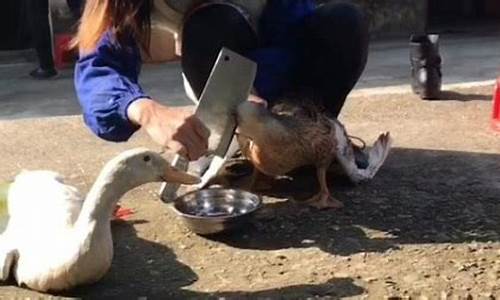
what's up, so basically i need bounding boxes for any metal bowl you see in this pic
[172,188,262,235]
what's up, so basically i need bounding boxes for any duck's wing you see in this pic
[7,171,84,230]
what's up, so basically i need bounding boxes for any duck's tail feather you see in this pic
[334,126,393,183]
[363,132,393,179]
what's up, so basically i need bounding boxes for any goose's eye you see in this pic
[143,155,151,162]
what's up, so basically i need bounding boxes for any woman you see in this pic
[74,0,368,163]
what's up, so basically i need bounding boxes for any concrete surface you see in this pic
[0,84,498,299]
[0,32,499,120]
[359,32,500,91]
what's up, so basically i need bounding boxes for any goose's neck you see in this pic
[76,164,132,227]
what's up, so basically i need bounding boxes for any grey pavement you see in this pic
[360,32,500,89]
[0,32,499,120]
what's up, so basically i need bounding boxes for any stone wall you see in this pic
[50,0,427,37]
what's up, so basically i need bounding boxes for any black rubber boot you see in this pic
[410,34,442,100]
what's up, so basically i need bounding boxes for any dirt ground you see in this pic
[0,85,499,299]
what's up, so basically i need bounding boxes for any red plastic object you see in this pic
[113,205,134,222]
[492,77,500,132]
[54,34,76,69]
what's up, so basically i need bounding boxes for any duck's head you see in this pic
[236,101,290,142]
[102,148,200,187]
[236,102,271,137]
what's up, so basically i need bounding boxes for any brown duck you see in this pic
[235,100,392,209]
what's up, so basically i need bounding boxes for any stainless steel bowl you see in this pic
[172,188,262,235]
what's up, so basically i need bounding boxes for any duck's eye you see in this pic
[143,155,151,162]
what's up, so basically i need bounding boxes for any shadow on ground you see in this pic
[438,90,492,101]
[62,220,364,299]
[210,148,500,256]
[5,148,498,298]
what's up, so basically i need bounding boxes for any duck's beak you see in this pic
[163,165,201,185]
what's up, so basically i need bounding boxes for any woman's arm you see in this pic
[74,31,147,142]
[74,31,209,160]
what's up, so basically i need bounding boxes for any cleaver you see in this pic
[160,48,257,202]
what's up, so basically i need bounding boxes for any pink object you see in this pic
[54,34,76,69]
[492,77,500,132]
[113,205,134,222]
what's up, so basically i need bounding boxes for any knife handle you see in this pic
[159,154,189,203]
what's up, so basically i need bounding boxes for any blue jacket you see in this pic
[75,0,314,142]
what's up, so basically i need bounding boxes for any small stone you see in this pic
[440,291,451,300]
[468,243,479,252]
[458,262,479,272]
[365,276,378,283]
[276,255,287,260]
[147,259,154,264]
[480,293,495,300]
[301,239,316,245]
[385,280,397,286]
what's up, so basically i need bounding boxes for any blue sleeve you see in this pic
[74,31,150,142]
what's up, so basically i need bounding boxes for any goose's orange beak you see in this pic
[163,165,200,185]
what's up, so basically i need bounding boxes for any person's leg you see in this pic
[181,3,258,98]
[298,2,369,117]
[26,0,57,78]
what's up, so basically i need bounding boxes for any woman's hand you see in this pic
[127,99,210,161]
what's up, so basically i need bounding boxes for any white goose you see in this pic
[0,148,199,292]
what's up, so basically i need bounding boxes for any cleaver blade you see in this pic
[160,48,257,202]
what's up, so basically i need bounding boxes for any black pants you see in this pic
[25,0,54,70]
[182,2,369,117]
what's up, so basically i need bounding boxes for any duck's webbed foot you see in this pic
[305,191,344,209]
[305,165,344,210]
